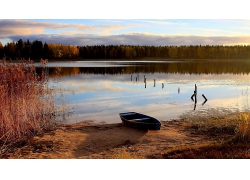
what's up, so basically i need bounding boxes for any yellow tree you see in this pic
[168,46,177,58]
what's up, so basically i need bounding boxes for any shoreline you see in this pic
[1,119,235,159]
[24,58,250,62]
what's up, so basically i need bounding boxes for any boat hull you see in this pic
[119,112,161,130]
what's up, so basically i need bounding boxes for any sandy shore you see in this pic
[2,120,231,159]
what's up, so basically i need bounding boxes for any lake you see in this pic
[40,59,250,124]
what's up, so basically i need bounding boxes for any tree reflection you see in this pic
[48,60,250,78]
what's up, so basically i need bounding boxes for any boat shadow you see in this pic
[71,122,147,158]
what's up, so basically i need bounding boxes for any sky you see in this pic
[1,1,250,47]
[2,19,250,46]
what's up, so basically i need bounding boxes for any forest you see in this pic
[1,39,250,60]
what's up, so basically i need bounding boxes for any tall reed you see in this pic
[0,59,67,153]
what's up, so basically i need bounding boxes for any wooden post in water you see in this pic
[202,94,207,101]
[131,74,132,81]
[194,102,197,110]
[178,87,180,94]
[194,84,197,103]
[202,94,207,106]
[191,91,195,101]
[202,100,207,106]
[194,84,198,110]
[162,83,164,89]
[194,91,197,104]
[154,79,156,87]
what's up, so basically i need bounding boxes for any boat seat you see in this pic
[128,117,151,121]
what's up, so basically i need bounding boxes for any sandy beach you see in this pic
[1,119,233,159]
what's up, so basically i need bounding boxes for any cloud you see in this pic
[5,33,250,46]
[135,20,188,26]
[0,19,134,37]
[2,19,250,46]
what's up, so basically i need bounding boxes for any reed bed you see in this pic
[180,107,250,142]
[158,108,250,158]
[0,59,69,154]
[180,108,240,132]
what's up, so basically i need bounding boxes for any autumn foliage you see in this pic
[0,59,60,152]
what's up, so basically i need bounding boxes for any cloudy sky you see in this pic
[1,1,250,46]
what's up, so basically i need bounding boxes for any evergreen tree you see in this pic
[0,42,4,59]
[31,40,43,59]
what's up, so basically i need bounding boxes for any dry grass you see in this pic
[0,59,69,155]
[234,112,250,141]
[161,108,250,158]
[162,142,250,159]
[180,107,241,133]
[180,107,250,141]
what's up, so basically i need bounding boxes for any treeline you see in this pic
[78,45,250,59]
[1,39,250,60]
[0,39,79,60]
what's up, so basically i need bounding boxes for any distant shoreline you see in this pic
[45,58,249,62]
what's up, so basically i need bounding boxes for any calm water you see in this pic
[40,60,250,124]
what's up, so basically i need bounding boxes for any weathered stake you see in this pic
[194,84,197,103]
[202,99,207,106]
[202,94,207,101]
[194,103,197,110]
[191,92,195,101]
[191,84,197,110]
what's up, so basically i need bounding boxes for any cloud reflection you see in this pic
[48,62,250,124]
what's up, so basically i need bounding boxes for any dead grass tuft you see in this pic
[234,113,250,142]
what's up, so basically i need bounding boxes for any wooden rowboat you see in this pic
[119,112,161,130]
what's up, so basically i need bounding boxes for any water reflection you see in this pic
[47,59,250,77]
[44,60,250,124]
